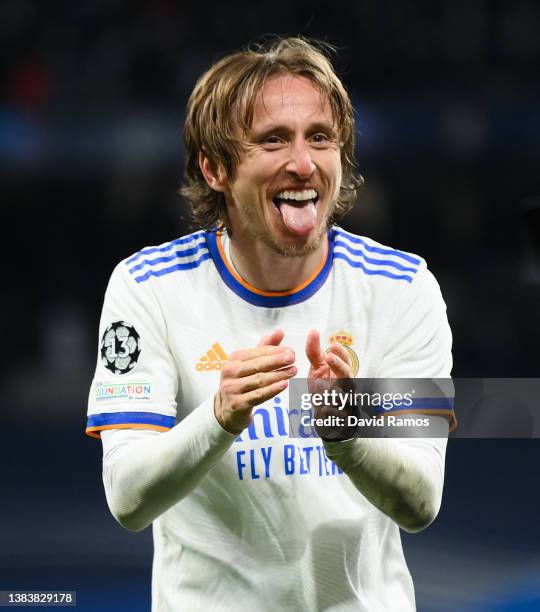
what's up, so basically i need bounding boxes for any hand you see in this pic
[214,329,297,434]
[305,330,356,440]
[305,329,353,383]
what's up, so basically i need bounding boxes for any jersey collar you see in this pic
[205,228,335,308]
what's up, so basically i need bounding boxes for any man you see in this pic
[87,38,455,611]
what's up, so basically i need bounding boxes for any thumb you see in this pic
[257,329,285,347]
[305,329,326,368]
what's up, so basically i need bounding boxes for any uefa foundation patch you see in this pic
[101,321,141,375]
[95,381,152,403]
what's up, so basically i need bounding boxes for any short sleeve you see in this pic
[375,264,456,431]
[86,261,178,438]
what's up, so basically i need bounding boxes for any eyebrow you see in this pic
[249,122,338,140]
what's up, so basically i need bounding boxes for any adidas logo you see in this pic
[196,343,228,371]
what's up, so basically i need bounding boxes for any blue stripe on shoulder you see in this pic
[126,232,205,265]
[133,252,211,283]
[335,230,421,265]
[334,252,415,282]
[127,243,207,274]
[334,238,418,273]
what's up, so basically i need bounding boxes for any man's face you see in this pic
[224,74,342,256]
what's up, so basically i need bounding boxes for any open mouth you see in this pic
[272,189,320,235]
[272,188,319,208]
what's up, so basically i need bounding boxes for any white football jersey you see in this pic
[87,227,454,612]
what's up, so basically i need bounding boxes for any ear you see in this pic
[199,151,228,192]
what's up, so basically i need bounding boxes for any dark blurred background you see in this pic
[1,1,539,610]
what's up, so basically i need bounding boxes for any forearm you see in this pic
[101,396,236,532]
[324,431,448,533]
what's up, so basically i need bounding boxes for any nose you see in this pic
[285,140,316,179]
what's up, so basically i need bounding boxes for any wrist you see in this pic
[213,393,243,435]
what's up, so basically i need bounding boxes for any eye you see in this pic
[263,135,284,146]
[310,133,332,146]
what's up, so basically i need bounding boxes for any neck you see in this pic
[226,233,327,293]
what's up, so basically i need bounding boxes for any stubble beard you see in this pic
[259,226,327,257]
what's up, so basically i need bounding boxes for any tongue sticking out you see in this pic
[278,201,317,235]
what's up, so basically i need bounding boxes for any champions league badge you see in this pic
[326,330,360,376]
[101,321,141,375]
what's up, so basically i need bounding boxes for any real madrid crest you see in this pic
[327,330,359,376]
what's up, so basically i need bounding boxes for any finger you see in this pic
[257,329,285,347]
[241,378,290,408]
[225,349,295,378]
[229,344,290,363]
[235,366,297,394]
[305,329,326,368]
[325,351,352,378]
[327,342,351,366]
[309,364,329,379]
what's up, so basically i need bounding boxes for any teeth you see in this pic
[275,189,318,202]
